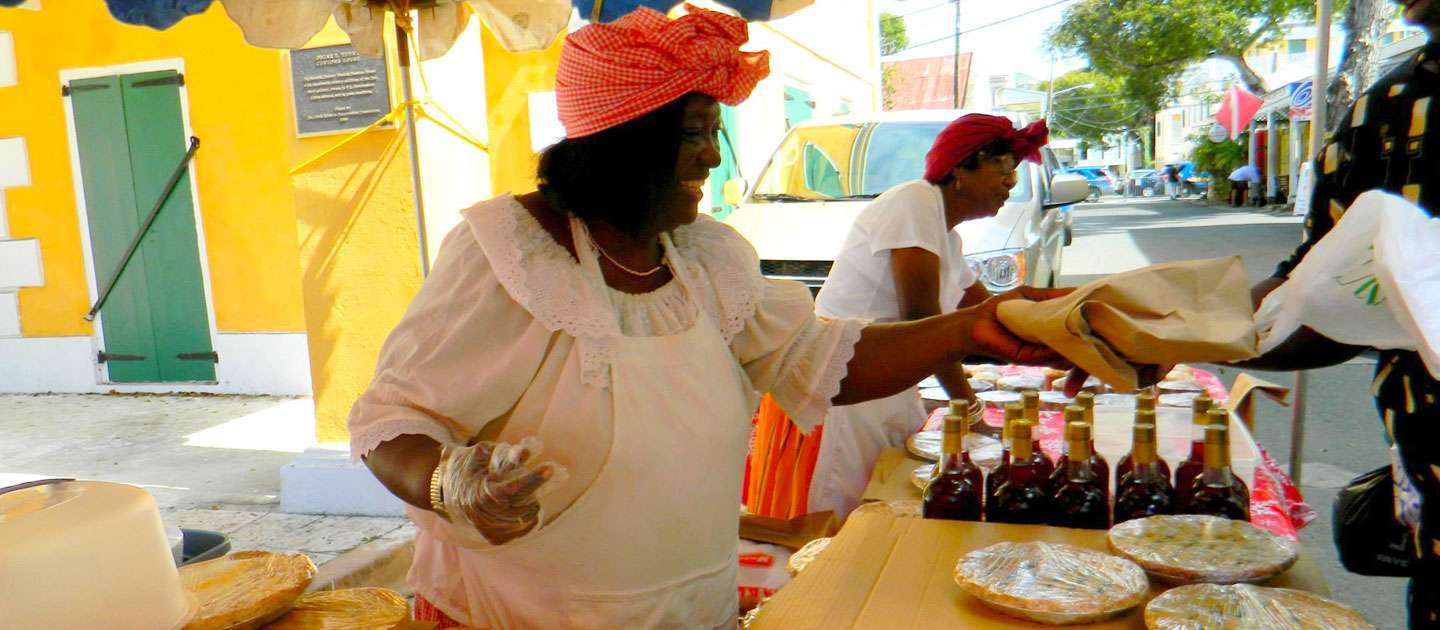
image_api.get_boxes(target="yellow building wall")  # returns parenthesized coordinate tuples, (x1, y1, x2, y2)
(0, 4, 306, 336)
(482, 27, 565, 194)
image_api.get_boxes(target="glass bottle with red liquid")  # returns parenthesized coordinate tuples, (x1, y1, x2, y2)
(1172, 394, 1213, 506)
(985, 403, 1024, 501)
(1184, 410, 1251, 520)
(1020, 390, 1055, 482)
(1113, 416, 1177, 524)
(987, 421, 1050, 524)
(1116, 393, 1170, 482)
(1048, 391, 1108, 498)
(923, 409, 984, 521)
(1049, 408, 1111, 529)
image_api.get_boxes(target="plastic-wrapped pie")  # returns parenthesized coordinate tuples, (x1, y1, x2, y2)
(996, 375, 1046, 392)
(852, 499, 923, 518)
(1158, 392, 1202, 408)
(1052, 375, 1106, 394)
(954, 541, 1149, 625)
(181, 551, 317, 630)
(1144, 583, 1373, 629)
(1108, 515, 1299, 584)
(906, 431, 1000, 464)
(786, 537, 832, 576)
(1157, 379, 1206, 393)
(265, 587, 408, 629)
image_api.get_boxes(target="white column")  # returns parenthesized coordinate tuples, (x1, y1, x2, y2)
(1289, 119, 1303, 202)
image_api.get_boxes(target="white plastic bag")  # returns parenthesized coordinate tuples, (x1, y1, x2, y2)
(1256, 191, 1440, 378)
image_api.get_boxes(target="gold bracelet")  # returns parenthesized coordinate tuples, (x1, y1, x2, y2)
(429, 451, 448, 519)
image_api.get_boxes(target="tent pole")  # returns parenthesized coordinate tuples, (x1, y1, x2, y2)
(397, 20, 431, 277)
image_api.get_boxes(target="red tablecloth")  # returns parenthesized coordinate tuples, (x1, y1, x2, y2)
(921, 365, 1316, 539)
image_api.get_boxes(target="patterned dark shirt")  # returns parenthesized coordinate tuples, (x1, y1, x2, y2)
(1274, 40, 1440, 627)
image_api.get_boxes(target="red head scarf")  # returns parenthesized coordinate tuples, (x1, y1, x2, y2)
(556, 5, 771, 139)
(923, 114, 1049, 184)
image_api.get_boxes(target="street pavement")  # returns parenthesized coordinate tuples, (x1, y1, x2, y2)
(1061, 194, 1407, 629)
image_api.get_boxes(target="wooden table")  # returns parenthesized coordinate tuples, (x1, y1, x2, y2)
(748, 407, 1332, 629)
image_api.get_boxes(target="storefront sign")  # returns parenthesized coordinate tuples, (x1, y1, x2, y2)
(289, 44, 392, 136)
(1288, 81, 1313, 121)
(1208, 124, 1230, 143)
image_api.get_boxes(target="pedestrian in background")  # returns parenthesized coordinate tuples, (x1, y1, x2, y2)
(1227, 163, 1261, 207)
(1163, 163, 1182, 199)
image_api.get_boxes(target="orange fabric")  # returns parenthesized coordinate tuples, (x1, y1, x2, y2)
(745, 395, 824, 520)
(414, 593, 466, 628)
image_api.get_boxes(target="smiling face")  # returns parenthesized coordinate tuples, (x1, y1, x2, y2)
(948, 153, 1020, 221)
(655, 94, 724, 232)
(1396, 0, 1440, 32)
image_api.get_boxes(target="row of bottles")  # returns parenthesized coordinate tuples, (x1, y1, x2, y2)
(922, 390, 1250, 528)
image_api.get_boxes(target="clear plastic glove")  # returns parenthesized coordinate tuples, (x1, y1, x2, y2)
(439, 437, 568, 545)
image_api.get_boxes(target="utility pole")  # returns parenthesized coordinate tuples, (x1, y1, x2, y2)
(953, 0, 961, 108)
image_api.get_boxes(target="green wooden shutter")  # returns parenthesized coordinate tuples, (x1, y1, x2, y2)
(70, 71, 215, 383)
(119, 71, 215, 382)
(70, 76, 162, 383)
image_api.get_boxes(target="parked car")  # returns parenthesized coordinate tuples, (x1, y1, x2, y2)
(1057, 167, 1116, 202)
(720, 110, 1089, 294)
(1124, 168, 1160, 197)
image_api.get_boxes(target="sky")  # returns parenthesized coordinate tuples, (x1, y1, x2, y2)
(877, 0, 1089, 88)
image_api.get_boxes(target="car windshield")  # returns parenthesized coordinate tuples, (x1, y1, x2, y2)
(750, 121, 1033, 202)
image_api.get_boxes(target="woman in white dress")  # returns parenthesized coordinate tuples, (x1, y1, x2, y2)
(808, 114, 1055, 518)
(349, 9, 1064, 629)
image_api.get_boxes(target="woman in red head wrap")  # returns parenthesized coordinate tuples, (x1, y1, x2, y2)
(354, 9, 1066, 628)
(799, 114, 1060, 520)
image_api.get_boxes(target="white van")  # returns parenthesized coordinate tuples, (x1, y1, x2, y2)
(721, 110, 1087, 294)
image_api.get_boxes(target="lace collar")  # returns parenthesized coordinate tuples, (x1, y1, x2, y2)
(464, 195, 764, 386)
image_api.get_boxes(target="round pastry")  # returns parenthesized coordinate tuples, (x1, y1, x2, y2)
(264, 587, 408, 629)
(1052, 375, 1107, 394)
(906, 431, 1001, 464)
(1144, 583, 1373, 629)
(787, 537, 833, 576)
(1158, 392, 1202, 408)
(1092, 393, 1136, 408)
(1039, 391, 1074, 412)
(852, 499, 923, 518)
(976, 390, 1023, 412)
(919, 386, 950, 401)
(955, 541, 1149, 625)
(1108, 515, 1299, 584)
(968, 378, 995, 393)
(1158, 379, 1206, 394)
(1165, 365, 1195, 381)
(996, 375, 1046, 392)
(181, 551, 317, 630)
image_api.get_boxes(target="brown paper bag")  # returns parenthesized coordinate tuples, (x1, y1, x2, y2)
(997, 257, 1259, 391)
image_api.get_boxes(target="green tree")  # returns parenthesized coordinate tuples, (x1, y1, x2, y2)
(1049, 0, 1316, 95)
(1037, 70, 1152, 144)
(880, 12, 909, 56)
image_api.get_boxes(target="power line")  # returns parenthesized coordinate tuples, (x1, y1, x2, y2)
(892, 0, 1079, 53)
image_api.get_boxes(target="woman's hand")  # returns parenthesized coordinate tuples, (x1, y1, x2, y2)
(440, 437, 567, 545)
(955, 289, 1071, 367)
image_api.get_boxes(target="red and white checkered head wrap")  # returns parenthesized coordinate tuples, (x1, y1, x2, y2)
(556, 4, 771, 138)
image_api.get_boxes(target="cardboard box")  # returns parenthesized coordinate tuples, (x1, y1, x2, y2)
(748, 511, 1330, 629)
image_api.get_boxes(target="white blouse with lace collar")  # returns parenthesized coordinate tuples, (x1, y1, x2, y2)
(347, 195, 865, 532)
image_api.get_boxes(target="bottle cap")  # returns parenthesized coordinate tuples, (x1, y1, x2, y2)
(943, 412, 967, 435)
(1191, 394, 1213, 422)
(1065, 420, 1090, 442)
(1063, 405, 1085, 425)
(1135, 408, 1157, 424)
(1022, 389, 1040, 408)
(1075, 391, 1095, 410)
(948, 399, 969, 418)
(1204, 423, 1229, 446)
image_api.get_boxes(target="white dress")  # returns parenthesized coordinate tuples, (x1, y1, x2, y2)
(808, 180, 977, 518)
(347, 195, 865, 628)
